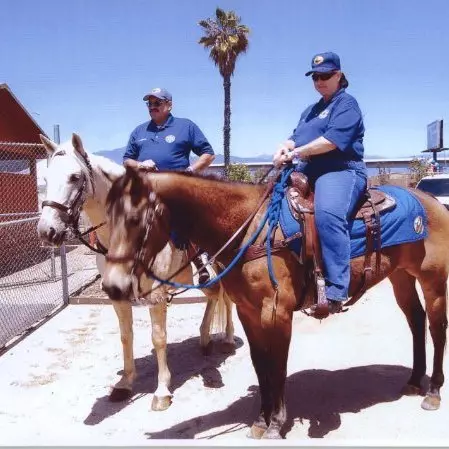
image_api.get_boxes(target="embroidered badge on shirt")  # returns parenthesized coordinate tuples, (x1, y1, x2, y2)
(318, 109, 329, 119)
(414, 216, 424, 234)
(165, 135, 176, 143)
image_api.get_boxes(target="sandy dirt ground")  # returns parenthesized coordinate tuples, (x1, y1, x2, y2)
(1, 278, 449, 445)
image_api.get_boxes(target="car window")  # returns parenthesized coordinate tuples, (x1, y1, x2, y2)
(417, 178, 449, 196)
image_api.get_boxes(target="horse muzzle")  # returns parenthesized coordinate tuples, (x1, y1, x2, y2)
(101, 273, 133, 301)
(37, 219, 67, 246)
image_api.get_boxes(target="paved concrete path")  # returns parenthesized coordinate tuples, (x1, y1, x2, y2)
(1, 279, 448, 445)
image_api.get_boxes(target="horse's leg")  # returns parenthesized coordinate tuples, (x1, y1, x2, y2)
(389, 269, 427, 394)
(199, 296, 217, 355)
(110, 300, 135, 402)
(237, 302, 289, 440)
(96, 253, 105, 289)
(223, 291, 236, 351)
(418, 273, 448, 410)
(149, 301, 172, 411)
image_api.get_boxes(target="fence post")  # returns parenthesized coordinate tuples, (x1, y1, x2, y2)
(54, 125, 69, 304)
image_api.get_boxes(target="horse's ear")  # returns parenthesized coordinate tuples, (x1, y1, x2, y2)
(72, 133, 88, 158)
(39, 134, 58, 155)
(125, 164, 141, 181)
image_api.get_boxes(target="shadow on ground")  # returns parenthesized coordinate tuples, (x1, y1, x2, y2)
(144, 364, 426, 439)
(83, 334, 244, 425)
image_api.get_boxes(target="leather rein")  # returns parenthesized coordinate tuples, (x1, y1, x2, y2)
(105, 168, 277, 298)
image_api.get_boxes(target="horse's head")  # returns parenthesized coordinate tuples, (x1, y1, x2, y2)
(37, 133, 94, 245)
(102, 166, 170, 301)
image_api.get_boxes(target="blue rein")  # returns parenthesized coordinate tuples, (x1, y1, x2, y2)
(146, 166, 295, 291)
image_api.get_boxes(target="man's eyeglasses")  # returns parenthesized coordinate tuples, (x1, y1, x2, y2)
(312, 72, 336, 82)
(146, 100, 165, 108)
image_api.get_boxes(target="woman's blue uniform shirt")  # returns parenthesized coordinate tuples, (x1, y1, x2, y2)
(290, 88, 366, 176)
(123, 114, 214, 170)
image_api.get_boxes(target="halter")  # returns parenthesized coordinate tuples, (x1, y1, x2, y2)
(41, 149, 107, 254)
(105, 195, 164, 298)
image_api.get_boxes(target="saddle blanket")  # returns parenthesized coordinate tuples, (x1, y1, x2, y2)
(279, 185, 428, 259)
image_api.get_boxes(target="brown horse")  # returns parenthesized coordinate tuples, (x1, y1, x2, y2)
(102, 166, 448, 439)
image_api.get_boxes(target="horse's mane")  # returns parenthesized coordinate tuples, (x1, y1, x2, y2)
(159, 169, 259, 186)
(51, 140, 125, 195)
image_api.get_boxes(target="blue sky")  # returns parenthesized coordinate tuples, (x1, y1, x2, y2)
(1, 0, 449, 159)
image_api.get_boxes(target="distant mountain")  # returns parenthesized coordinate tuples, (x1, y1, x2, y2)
(94, 147, 388, 165)
(94, 148, 126, 164)
(94, 147, 274, 165)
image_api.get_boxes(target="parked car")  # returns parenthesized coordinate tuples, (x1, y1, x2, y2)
(416, 174, 449, 209)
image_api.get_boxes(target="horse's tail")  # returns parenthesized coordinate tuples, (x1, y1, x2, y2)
(211, 282, 227, 335)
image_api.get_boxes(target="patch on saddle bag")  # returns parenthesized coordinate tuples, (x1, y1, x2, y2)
(279, 185, 428, 259)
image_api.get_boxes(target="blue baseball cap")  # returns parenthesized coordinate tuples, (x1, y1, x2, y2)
(143, 87, 172, 102)
(305, 52, 341, 76)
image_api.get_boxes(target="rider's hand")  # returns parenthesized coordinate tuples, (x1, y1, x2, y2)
(273, 144, 295, 168)
(137, 159, 157, 171)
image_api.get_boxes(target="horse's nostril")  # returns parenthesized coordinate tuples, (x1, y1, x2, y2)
(48, 227, 56, 240)
(102, 283, 124, 301)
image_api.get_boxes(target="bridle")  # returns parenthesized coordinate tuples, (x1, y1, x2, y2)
(41, 149, 107, 254)
(105, 193, 165, 298)
(105, 172, 276, 299)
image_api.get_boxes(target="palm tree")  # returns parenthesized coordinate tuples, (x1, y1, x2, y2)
(198, 8, 250, 175)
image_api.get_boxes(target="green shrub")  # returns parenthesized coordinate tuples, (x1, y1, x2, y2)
(227, 163, 252, 183)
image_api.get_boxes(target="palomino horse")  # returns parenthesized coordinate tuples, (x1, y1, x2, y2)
(103, 166, 448, 439)
(37, 134, 235, 410)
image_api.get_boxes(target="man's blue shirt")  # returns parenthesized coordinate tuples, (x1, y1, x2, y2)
(289, 89, 365, 173)
(123, 114, 214, 170)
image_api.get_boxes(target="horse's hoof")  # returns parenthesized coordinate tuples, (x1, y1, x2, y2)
(421, 393, 441, 411)
(201, 341, 213, 356)
(247, 424, 266, 439)
(109, 387, 132, 402)
(401, 383, 421, 396)
(151, 395, 172, 411)
(262, 428, 283, 439)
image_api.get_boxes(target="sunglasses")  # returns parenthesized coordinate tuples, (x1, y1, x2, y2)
(146, 99, 166, 108)
(312, 72, 337, 82)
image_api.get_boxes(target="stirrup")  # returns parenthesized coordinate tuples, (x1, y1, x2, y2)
(308, 300, 346, 320)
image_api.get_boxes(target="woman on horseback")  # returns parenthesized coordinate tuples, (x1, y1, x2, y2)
(273, 51, 368, 316)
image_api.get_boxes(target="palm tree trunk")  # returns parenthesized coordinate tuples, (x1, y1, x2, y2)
(223, 75, 231, 177)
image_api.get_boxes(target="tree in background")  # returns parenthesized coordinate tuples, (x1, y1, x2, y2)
(227, 163, 252, 183)
(198, 8, 250, 177)
(408, 157, 429, 187)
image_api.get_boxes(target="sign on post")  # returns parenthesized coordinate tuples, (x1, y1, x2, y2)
(427, 120, 443, 151)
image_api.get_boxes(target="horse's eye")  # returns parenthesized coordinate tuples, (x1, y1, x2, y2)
(69, 174, 82, 183)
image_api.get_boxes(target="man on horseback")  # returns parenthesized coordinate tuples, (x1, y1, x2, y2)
(273, 52, 368, 317)
(123, 87, 215, 284)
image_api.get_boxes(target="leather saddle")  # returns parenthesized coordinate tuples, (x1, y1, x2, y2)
(286, 171, 396, 312)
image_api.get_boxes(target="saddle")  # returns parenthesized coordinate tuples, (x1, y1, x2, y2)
(286, 171, 396, 311)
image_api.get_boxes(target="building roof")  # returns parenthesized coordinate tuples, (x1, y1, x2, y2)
(0, 83, 47, 158)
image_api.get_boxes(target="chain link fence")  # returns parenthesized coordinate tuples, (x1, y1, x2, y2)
(0, 142, 99, 351)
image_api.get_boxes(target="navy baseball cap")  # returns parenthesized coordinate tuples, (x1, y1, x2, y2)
(305, 52, 341, 76)
(143, 87, 172, 102)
